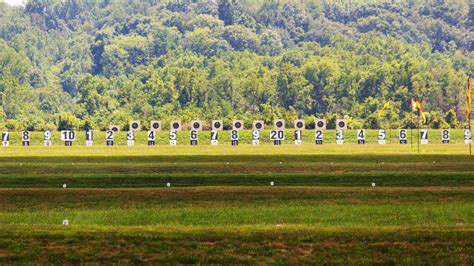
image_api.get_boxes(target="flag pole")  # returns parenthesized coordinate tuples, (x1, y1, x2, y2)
(468, 78, 472, 156)
(410, 112, 413, 148)
(418, 108, 420, 154)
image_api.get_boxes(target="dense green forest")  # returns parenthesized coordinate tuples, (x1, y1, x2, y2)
(0, 0, 473, 130)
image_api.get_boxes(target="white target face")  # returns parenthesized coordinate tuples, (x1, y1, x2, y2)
(315, 119, 326, 130)
(44, 130, 52, 140)
(274, 120, 285, 130)
(130, 121, 141, 131)
(22, 131, 30, 141)
(170, 121, 182, 131)
(61, 131, 76, 141)
(106, 130, 114, 141)
(147, 130, 155, 141)
(252, 130, 260, 140)
(253, 121, 264, 131)
(233, 120, 244, 131)
(336, 120, 347, 130)
(126, 131, 134, 141)
(191, 121, 202, 131)
(212, 120, 223, 131)
(294, 120, 305, 130)
(150, 121, 161, 131)
(110, 125, 120, 132)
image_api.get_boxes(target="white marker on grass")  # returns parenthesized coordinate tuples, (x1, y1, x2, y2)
(371, 182, 376, 187)
(270, 181, 274, 186)
(63, 184, 67, 189)
(166, 182, 171, 187)
(62, 219, 69, 226)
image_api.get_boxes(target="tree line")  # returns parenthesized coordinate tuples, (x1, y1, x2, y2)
(0, 0, 473, 131)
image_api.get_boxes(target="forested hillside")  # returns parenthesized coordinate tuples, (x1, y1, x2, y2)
(0, 0, 473, 130)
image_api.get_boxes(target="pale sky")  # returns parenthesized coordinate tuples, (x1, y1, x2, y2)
(2, 0, 25, 6)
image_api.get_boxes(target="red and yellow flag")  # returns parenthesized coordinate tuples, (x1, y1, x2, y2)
(416, 98, 426, 124)
(467, 78, 471, 121)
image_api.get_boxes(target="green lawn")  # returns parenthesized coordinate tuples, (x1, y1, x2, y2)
(0, 146, 473, 263)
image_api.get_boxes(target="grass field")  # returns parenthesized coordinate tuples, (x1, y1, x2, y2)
(0, 145, 473, 264)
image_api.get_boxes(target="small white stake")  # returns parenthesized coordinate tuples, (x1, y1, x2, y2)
(166, 182, 171, 187)
(62, 184, 67, 189)
(371, 182, 376, 187)
(62, 219, 69, 226)
(270, 181, 274, 186)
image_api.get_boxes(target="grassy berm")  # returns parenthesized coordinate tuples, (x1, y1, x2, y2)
(0, 146, 472, 264)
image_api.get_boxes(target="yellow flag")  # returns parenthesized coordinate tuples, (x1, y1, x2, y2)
(467, 78, 471, 121)
(378, 100, 390, 118)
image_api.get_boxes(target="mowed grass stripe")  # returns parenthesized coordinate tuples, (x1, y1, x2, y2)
(1, 187, 473, 210)
(0, 154, 473, 187)
(0, 187, 472, 227)
(1, 225, 472, 264)
(0, 144, 473, 157)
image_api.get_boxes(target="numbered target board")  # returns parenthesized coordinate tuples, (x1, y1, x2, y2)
(85, 130, 93, 146)
(252, 129, 260, 145)
(106, 130, 114, 146)
(44, 130, 52, 146)
(190, 130, 198, 145)
(294, 130, 302, 145)
(270, 130, 284, 145)
(465, 129, 472, 144)
(22, 131, 30, 146)
(399, 129, 407, 144)
(169, 130, 177, 145)
(2, 132, 9, 146)
(336, 130, 344, 145)
(315, 130, 323, 145)
(378, 130, 386, 144)
(126, 131, 135, 146)
(231, 130, 239, 146)
(357, 129, 365, 144)
(210, 130, 218, 145)
(147, 130, 155, 146)
(441, 129, 450, 144)
(60, 131, 76, 146)
(420, 129, 428, 144)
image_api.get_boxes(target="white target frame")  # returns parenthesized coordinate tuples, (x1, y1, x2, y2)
(315, 119, 326, 130)
(150, 121, 162, 131)
(130, 121, 141, 131)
